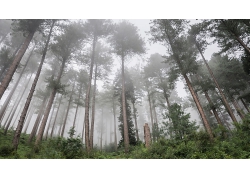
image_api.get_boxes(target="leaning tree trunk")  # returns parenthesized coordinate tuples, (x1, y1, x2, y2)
(195, 41, 237, 123)
(13, 20, 55, 150)
(121, 55, 130, 153)
(23, 105, 35, 134)
(232, 99, 245, 120)
(3, 74, 32, 134)
(183, 74, 214, 140)
(50, 94, 63, 138)
(241, 98, 250, 113)
(61, 83, 75, 137)
(90, 64, 98, 149)
(35, 59, 66, 146)
(44, 100, 56, 140)
(0, 30, 36, 99)
(84, 36, 97, 152)
(27, 96, 48, 143)
(0, 46, 35, 123)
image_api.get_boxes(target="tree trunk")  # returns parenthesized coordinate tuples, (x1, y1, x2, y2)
(100, 108, 103, 151)
(112, 97, 117, 151)
(144, 123, 151, 148)
(0, 46, 35, 123)
(61, 83, 75, 137)
(23, 106, 35, 134)
(0, 31, 35, 99)
(35, 59, 66, 146)
(73, 85, 82, 128)
(232, 99, 245, 120)
(241, 98, 250, 113)
(121, 55, 130, 153)
(195, 41, 238, 123)
(159, 75, 170, 108)
(183, 74, 214, 140)
(27, 96, 47, 143)
(204, 90, 223, 126)
(3, 74, 32, 134)
(13, 20, 55, 150)
(50, 94, 63, 138)
(44, 99, 56, 140)
(84, 36, 97, 152)
(152, 99, 159, 140)
(132, 101, 139, 142)
(146, 88, 155, 141)
(90, 64, 98, 149)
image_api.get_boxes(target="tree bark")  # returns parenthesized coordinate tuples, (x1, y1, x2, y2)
(232, 99, 245, 120)
(44, 99, 56, 140)
(146, 88, 155, 141)
(23, 105, 35, 134)
(132, 101, 139, 142)
(35, 59, 66, 146)
(121, 55, 130, 153)
(241, 98, 250, 113)
(159, 75, 170, 108)
(112, 97, 117, 151)
(0, 46, 35, 123)
(3, 74, 32, 134)
(0, 31, 35, 99)
(84, 36, 97, 152)
(195, 40, 238, 123)
(28, 96, 47, 143)
(50, 94, 63, 138)
(73, 85, 82, 128)
(152, 99, 159, 140)
(90, 64, 98, 149)
(144, 123, 151, 148)
(61, 83, 75, 137)
(13, 20, 55, 150)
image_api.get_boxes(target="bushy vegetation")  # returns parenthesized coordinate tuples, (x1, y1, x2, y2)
(1, 113, 250, 159)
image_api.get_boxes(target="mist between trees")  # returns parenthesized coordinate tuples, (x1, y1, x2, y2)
(1, 19, 250, 158)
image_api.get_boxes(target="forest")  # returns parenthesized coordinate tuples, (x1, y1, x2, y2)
(1, 19, 250, 159)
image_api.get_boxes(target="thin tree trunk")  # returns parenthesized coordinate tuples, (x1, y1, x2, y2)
(159, 75, 170, 108)
(0, 31, 35, 99)
(0, 46, 35, 123)
(112, 97, 117, 151)
(50, 94, 63, 138)
(195, 41, 237, 123)
(73, 85, 82, 128)
(13, 21, 55, 150)
(35, 59, 66, 146)
(90, 64, 98, 149)
(204, 90, 223, 126)
(152, 99, 159, 140)
(146, 89, 154, 141)
(100, 108, 103, 151)
(3, 74, 32, 134)
(241, 98, 250, 113)
(44, 100, 56, 140)
(84, 36, 97, 152)
(23, 106, 35, 134)
(28, 96, 47, 143)
(132, 101, 139, 142)
(61, 83, 75, 137)
(121, 55, 130, 153)
(232, 99, 245, 120)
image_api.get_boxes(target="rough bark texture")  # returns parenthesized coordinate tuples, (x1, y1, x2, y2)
(84, 36, 97, 152)
(195, 41, 237, 123)
(144, 123, 151, 148)
(13, 21, 55, 150)
(0, 31, 35, 99)
(121, 56, 130, 153)
(90, 64, 98, 149)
